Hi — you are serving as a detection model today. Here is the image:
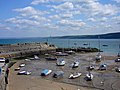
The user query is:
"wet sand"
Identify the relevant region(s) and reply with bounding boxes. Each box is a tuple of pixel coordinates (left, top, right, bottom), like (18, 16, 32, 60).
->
(7, 53, 120, 90)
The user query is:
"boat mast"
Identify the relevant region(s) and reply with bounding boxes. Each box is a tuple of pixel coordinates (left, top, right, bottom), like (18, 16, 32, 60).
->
(98, 36, 100, 53)
(88, 43, 91, 77)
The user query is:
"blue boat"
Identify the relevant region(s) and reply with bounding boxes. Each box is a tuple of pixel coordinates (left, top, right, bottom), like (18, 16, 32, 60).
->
(41, 69, 52, 76)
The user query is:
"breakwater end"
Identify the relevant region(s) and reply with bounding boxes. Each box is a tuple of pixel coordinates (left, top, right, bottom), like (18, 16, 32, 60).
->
(0, 42, 57, 58)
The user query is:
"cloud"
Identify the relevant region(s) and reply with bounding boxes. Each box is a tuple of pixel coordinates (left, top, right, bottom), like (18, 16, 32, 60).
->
(114, 0, 120, 3)
(58, 19, 86, 27)
(13, 6, 48, 16)
(87, 18, 96, 22)
(31, 0, 49, 5)
(53, 2, 74, 10)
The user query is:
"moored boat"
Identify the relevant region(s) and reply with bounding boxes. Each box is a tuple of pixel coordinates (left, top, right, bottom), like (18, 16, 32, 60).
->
(17, 71, 31, 75)
(95, 53, 101, 62)
(55, 52, 68, 56)
(69, 72, 81, 79)
(41, 69, 52, 76)
(0, 57, 5, 62)
(71, 61, 79, 68)
(45, 57, 57, 61)
(56, 58, 65, 66)
(85, 73, 93, 81)
(53, 71, 64, 78)
(99, 64, 107, 70)
(19, 63, 25, 67)
(115, 58, 120, 62)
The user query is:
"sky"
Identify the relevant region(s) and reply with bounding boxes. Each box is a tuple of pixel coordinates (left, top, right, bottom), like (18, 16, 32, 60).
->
(0, 0, 120, 38)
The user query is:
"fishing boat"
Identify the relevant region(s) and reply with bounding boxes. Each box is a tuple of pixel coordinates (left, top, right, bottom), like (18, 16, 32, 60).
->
(53, 71, 64, 78)
(45, 57, 57, 61)
(17, 71, 31, 75)
(85, 73, 93, 81)
(115, 58, 120, 62)
(71, 61, 79, 68)
(41, 69, 52, 76)
(99, 64, 107, 70)
(56, 58, 65, 66)
(69, 72, 81, 79)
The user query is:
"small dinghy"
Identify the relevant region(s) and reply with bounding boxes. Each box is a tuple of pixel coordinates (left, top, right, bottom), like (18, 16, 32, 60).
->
(115, 58, 120, 62)
(19, 63, 25, 67)
(65, 50, 75, 54)
(85, 73, 93, 81)
(71, 61, 79, 68)
(14, 67, 20, 71)
(115, 67, 120, 72)
(0, 57, 6, 62)
(30, 55, 40, 60)
(34, 55, 40, 60)
(55, 52, 68, 56)
(99, 64, 107, 70)
(56, 58, 65, 66)
(87, 65, 95, 70)
(69, 73, 81, 79)
(95, 53, 101, 62)
(53, 71, 64, 78)
(17, 71, 31, 75)
(45, 57, 57, 61)
(41, 69, 52, 76)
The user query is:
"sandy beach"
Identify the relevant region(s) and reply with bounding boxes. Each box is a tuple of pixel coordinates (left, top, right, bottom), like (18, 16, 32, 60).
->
(6, 53, 120, 90)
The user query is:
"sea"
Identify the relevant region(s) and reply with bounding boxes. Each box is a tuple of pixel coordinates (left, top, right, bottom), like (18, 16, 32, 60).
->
(0, 38, 120, 55)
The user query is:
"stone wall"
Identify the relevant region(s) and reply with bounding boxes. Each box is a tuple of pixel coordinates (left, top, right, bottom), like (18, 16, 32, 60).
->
(0, 42, 57, 58)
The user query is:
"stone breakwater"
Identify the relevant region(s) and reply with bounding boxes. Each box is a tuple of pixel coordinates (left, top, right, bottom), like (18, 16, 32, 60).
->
(0, 42, 57, 58)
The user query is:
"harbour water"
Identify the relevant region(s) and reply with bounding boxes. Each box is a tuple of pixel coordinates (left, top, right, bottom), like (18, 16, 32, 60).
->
(0, 38, 119, 55)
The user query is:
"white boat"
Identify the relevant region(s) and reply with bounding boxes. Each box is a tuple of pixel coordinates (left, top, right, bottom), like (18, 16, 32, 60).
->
(115, 58, 120, 62)
(85, 73, 93, 81)
(71, 61, 79, 68)
(0, 57, 5, 62)
(17, 71, 31, 75)
(30, 55, 40, 60)
(14, 67, 20, 71)
(55, 52, 68, 56)
(65, 50, 75, 54)
(56, 58, 65, 66)
(87, 65, 95, 70)
(115, 67, 120, 72)
(34, 55, 40, 60)
(41, 69, 52, 76)
(19, 63, 25, 67)
(69, 73, 81, 79)
(99, 64, 107, 70)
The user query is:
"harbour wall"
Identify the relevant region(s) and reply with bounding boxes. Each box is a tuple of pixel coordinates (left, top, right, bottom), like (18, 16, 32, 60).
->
(0, 42, 57, 58)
